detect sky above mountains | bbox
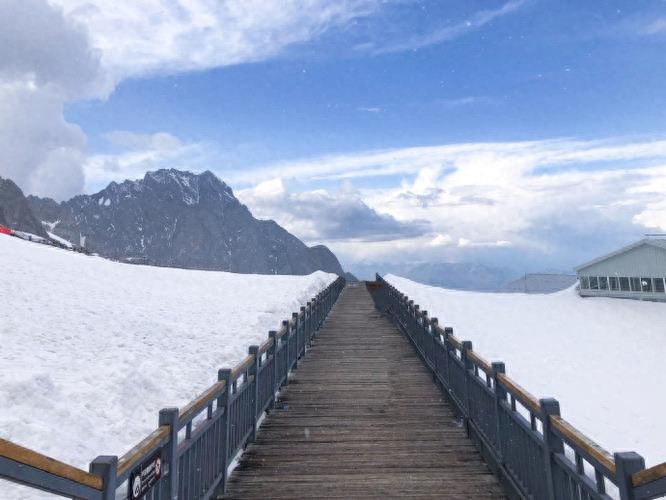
[3,0,666,271]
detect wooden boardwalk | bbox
[221,284,505,499]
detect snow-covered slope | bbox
[0,235,334,483]
[385,274,666,468]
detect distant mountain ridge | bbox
[0,177,48,237]
[26,169,344,276]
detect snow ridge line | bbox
[373,274,666,500]
[0,276,346,499]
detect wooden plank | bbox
[220,285,505,499]
[116,426,170,477]
[550,416,616,475]
[496,372,541,413]
[230,354,255,380]
[633,461,666,487]
[0,438,102,490]
[179,380,226,424]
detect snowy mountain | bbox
[0,176,48,237]
[28,169,344,275]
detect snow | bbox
[385,274,666,468]
[0,235,334,496]
[46,231,73,248]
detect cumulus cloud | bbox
[238,178,430,243]
[0,0,102,199]
[230,137,666,269]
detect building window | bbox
[655,278,665,293]
[589,276,599,290]
[609,276,619,291]
[641,278,652,292]
[580,276,589,289]
[599,277,608,290]
[619,277,630,291]
[630,277,641,292]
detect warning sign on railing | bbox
[127,450,162,499]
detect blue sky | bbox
[3,0,666,273]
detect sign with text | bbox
[127,449,162,499]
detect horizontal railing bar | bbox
[116,426,170,479]
[258,337,274,355]
[550,416,616,475]
[178,380,226,425]
[230,354,255,380]
[467,350,492,375]
[496,372,541,414]
[0,438,102,490]
[448,333,462,350]
[633,462,666,487]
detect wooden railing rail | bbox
[372,274,666,500]
[0,276,346,499]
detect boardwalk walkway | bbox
[221,284,505,499]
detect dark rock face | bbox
[0,177,48,237]
[28,169,344,275]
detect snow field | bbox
[0,235,334,487]
[385,274,666,468]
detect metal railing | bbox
[0,276,346,499]
[372,274,666,500]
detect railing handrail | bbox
[372,274,666,500]
[0,438,103,490]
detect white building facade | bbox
[575,238,666,301]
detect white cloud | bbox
[367,0,527,54]
[83,133,205,192]
[229,137,666,269]
[0,0,379,199]
[48,0,379,82]
[237,178,430,243]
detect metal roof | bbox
[575,238,666,272]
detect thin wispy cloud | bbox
[367,0,528,54]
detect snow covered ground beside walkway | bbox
[385,274,666,468]
[0,235,334,491]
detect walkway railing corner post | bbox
[217,368,232,494]
[159,406,180,498]
[539,397,563,500]
[268,330,278,409]
[461,340,474,437]
[248,345,260,443]
[615,452,646,500]
[89,455,117,500]
[491,361,506,463]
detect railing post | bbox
[491,362,506,462]
[159,407,180,500]
[282,320,290,383]
[443,327,453,388]
[269,331,278,408]
[300,306,306,357]
[249,345,260,443]
[291,312,299,370]
[89,455,117,500]
[306,302,312,344]
[461,340,473,436]
[217,368,232,494]
[430,318,439,383]
[615,452,646,500]
[540,398,563,500]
